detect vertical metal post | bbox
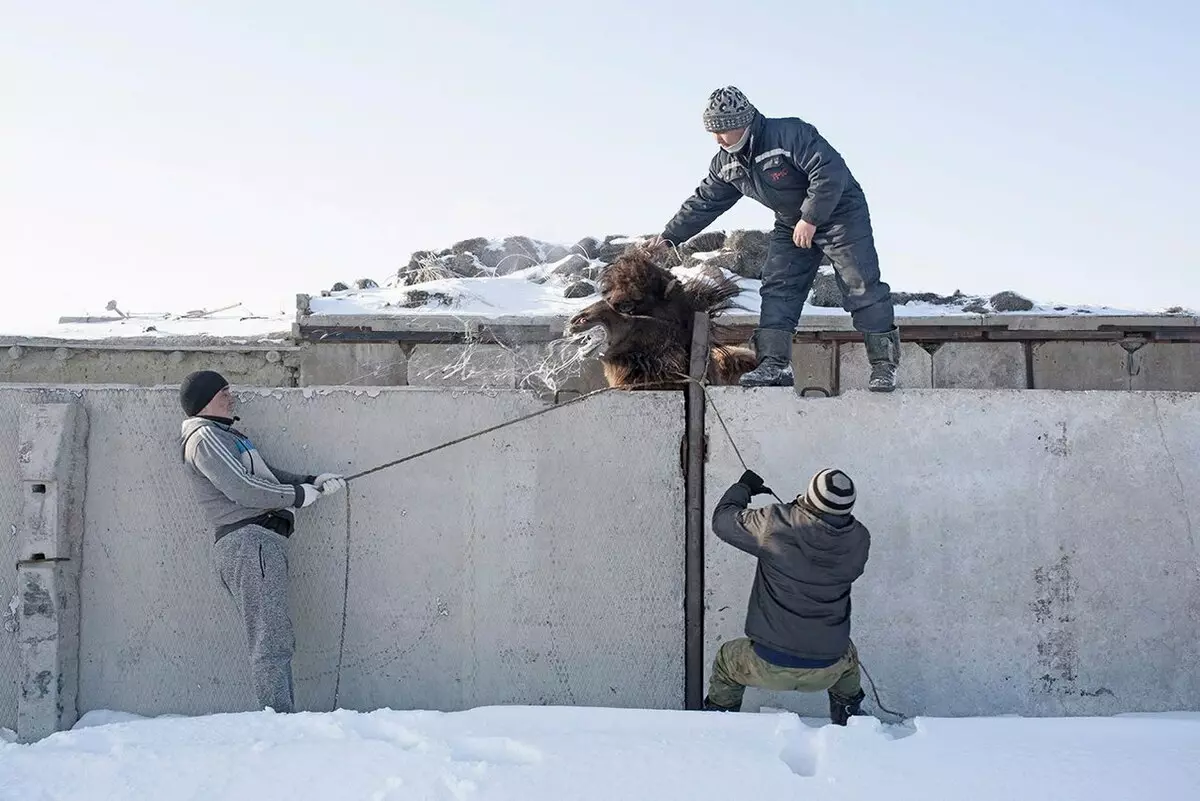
[684,311,709,709]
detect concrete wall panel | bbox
[1130,343,1200,391]
[1,347,295,387]
[1032,342,1129,390]
[839,342,933,391]
[335,390,685,711]
[933,342,1028,388]
[0,385,686,724]
[298,343,408,387]
[0,398,22,730]
[791,343,835,394]
[703,387,1200,718]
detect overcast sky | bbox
[2,0,1196,328]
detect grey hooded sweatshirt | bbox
[180,415,316,538]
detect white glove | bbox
[314,473,346,496]
[298,484,321,507]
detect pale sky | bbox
[2,0,1197,330]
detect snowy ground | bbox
[2,706,1198,800]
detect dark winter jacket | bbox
[712,480,871,663]
[660,112,868,245]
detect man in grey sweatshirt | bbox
[178,369,345,713]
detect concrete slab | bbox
[16,561,81,742]
[1032,342,1129,390]
[298,343,408,387]
[0,398,23,731]
[334,389,685,712]
[0,345,295,387]
[513,344,609,399]
[791,342,835,394]
[14,401,87,741]
[933,342,1028,389]
[703,388,1200,718]
[838,342,933,391]
[407,344,519,388]
[0,384,687,724]
[1130,343,1200,391]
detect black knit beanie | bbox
[179,370,229,416]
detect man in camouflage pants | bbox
[706,467,871,724]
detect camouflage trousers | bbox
[706,637,862,711]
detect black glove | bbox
[738,469,773,497]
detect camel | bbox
[564,247,758,389]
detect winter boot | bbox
[738,328,795,388]
[828,688,866,726]
[702,695,740,712]
[863,327,901,392]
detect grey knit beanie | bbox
[804,468,856,516]
[702,86,757,132]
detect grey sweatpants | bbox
[214,524,296,713]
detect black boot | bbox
[738,328,795,388]
[863,327,901,392]
[702,695,740,712]
[828,688,866,725]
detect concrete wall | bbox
[0,385,686,733]
[7,336,1200,396]
[0,399,23,728]
[703,388,1200,718]
[4,382,1199,735]
[2,344,297,387]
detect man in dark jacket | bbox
[652,86,900,392]
[705,466,871,724]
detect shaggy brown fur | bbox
[565,246,758,389]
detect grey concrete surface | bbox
[703,387,1200,718]
[407,345,519,388]
[0,385,685,731]
[1130,343,1200,392]
[791,343,835,393]
[15,401,87,741]
[1032,342,1130,390]
[933,342,1028,389]
[839,342,934,391]
[1,345,297,387]
[297,342,408,387]
[0,399,23,730]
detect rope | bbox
[343,383,631,482]
[332,491,353,709]
[859,657,910,722]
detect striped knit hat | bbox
[804,468,856,516]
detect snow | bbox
[1,706,1197,800]
[309,259,606,320]
[1,303,292,342]
[309,260,1159,322]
